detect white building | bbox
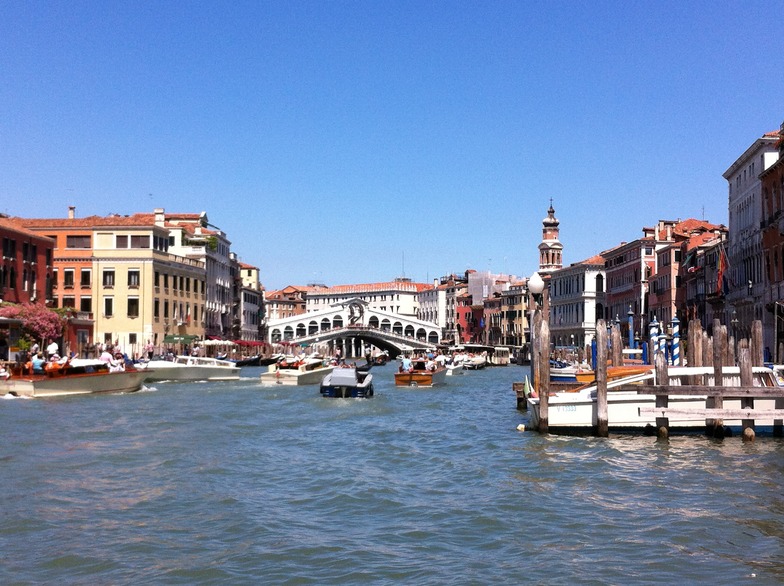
[159,209,233,339]
[548,253,608,350]
[723,131,780,340]
[305,279,433,317]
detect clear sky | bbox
[1,1,782,290]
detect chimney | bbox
[154,208,165,226]
[68,206,76,219]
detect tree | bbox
[0,303,65,342]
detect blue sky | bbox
[1,1,782,290]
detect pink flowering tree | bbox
[0,303,65,343]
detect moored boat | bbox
[1,359,147,398]
[138,355,241,382]
[527,365,782,433]
[319,367,374,398]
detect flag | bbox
[716,246,729,295]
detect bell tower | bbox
[538,199,563,275]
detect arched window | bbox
[321,318,331,331]
[283,326,294,340]
[308,321,318,335]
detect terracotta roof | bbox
[0,217,56,240]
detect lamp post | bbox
[731,310,739,358]
[528,272,545,385]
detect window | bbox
[104,297,114,317]
[102,270,115,288]
[63,269,75,288]
[52,269,58,289]
[80,297,92,312]
[130,235,150,248]
[164,300,169,318]
[80,269,91,287]
[154,271,160,287]
[128,269,140,288]
[66,235,91,248]
[154,299,160,318]
[116,235,128,248]
[163,274,169,289]
[62,296,76,308]
[129,333,137,345]
[128,297,139,318]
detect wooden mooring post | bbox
[595,320,608,437]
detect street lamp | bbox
[527,272,545,368]
[528,272,544,306]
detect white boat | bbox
[260,356,335,386]
[0,359,147,398]
[463,355,487,370]
[319,367,374,398]
[138,355,241,382]
[446,363,464,376]
[527,366,783,432]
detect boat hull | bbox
[1,370,147,398]
[260,364,335,386]
[394,368,447,387]
[139,357,241,382]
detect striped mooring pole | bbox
[670,316,680,366]
[649,316,659,361]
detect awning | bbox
[163,334,199,344]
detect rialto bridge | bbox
[266,299,441,357]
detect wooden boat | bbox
[319,367,374,398]
[527,366,782,432]
[1,359,147,398]
[394,359,447,387]
[138,355,241,382]
[260,356,335,386]
[231,355,261,367]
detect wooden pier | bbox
[517,313,784,440]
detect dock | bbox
[518,313,784,440]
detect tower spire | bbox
[538,200,563,275]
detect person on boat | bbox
[400,356,412,373]
[99,346,114,365]
[0,365,10,380]
[31,352,45,374]
[45,354,70,374]
[46,340,59,358]
[110,352,126,372]
[425,357,437,371]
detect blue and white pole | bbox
[649,316,659,359]
[671,316,680,366]
[628,306,634,349]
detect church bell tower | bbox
[538,199,563,275]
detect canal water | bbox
[2,364,784,585]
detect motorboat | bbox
[446,363,464,376]
[260,356,335,386]
[138,355,241,382]
[394,359,447,387]
[319,367,374,398]
[1,359,147,398]
[527,365,782,432]
[462,355,487,370]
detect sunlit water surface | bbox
[2,364,784,584]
